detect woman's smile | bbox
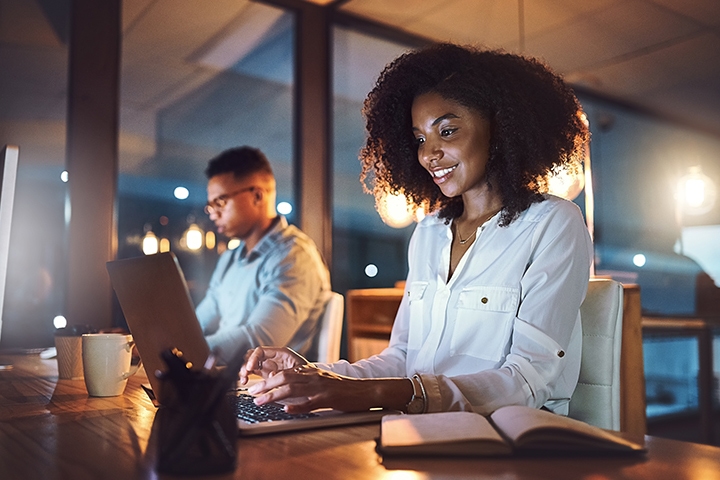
[431,165,457,184]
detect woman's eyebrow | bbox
[413,113,461,131]
[432,113,460,126]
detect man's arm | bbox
[205,242,329,362]
[195,251,234,335]
[195,290,221,335]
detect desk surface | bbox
[2,354,720,480]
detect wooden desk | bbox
[3,353,720,479]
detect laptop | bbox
[106,252,394,435]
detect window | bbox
[118,1,296,308]
[580,97,720,315]
[331,26,416,294]
[0,1,69,347]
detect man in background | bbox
[196,146,331,363]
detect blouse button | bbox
[557,350,565,358]
[481,297,488,304]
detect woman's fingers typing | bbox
[247,365,371,414]
[239,347,268,385]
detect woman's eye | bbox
[440,128,456,137]
[415,137,425,146]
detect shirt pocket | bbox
[407,281,429,348]
[450,285,520,362]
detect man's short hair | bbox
[205,146,274,180]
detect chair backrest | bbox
[315,292,344,364]
[568,278,624,431]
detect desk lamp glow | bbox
[674,166,717,256]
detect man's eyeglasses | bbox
[204,186,257,215]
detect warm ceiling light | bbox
[677,166,716,216]
[142,231,159,255]
[205,231,216,250]
[184,224,204,251]
[376,191,426,229]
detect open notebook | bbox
[106,252,390,435]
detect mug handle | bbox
[122,340,143,379]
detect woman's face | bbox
[411,92,492,199]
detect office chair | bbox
[315,292,344,364]
[568,278,624,431]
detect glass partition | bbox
[580,96,720,315]
[118,1,295,308]
[331,27,415,294]
[0,0,69,348]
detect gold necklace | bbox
[454,208,502,245]
[455,224,478,245]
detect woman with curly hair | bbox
[240,43,593,416]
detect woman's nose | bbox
[419,140,442,166]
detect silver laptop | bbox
[106,252,393,435]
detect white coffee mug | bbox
[82,333,141,397]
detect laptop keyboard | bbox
[229,391,319,424]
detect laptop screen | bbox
[107,252,211,404]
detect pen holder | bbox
[154,349,238,476]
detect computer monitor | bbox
[0,145,19,347]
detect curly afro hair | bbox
[360,43,589,226]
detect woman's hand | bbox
[239,346,307,385]
[247,365,414,414]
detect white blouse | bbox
[322,195,593,415]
